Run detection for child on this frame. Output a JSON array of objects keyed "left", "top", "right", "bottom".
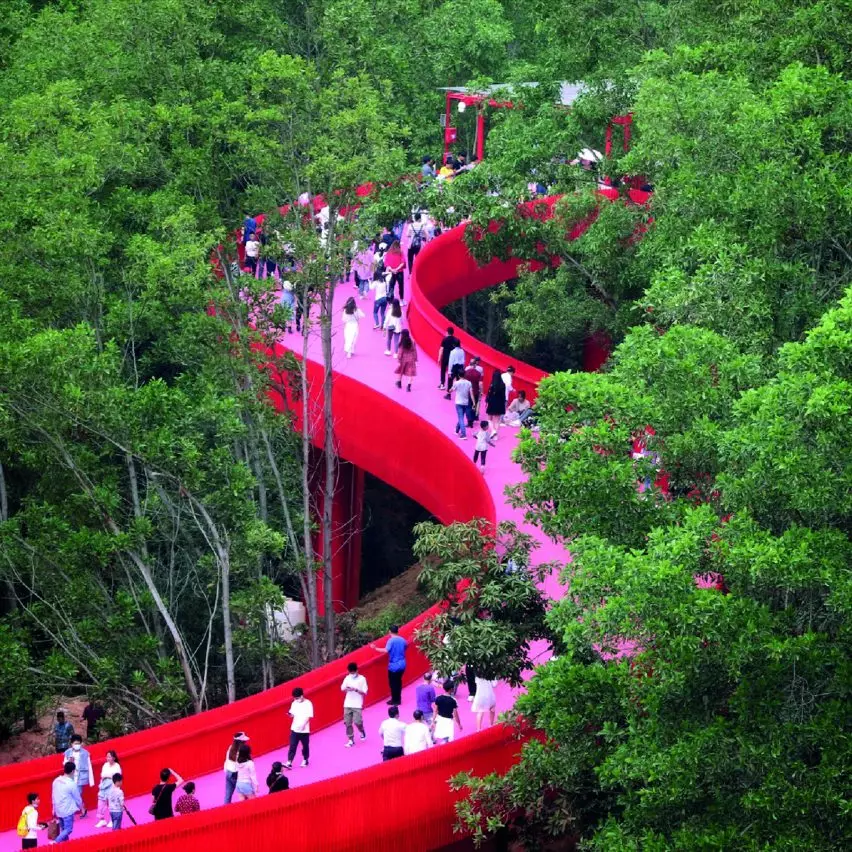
[
  {"left": 175, "top": 781, "right": 201, "bottom": 815},
  {"left": 473, "top": 421, "right": 495, "bottom": 470},
  {"left": 106, "top": 773, "right": 124, "bottom": 830}
]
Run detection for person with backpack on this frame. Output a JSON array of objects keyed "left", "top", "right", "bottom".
[
  {"left": 406, "top": 212, "right": 428, "bottom": 271},
  {"left": 150, "top": 767, "right": 185, "bottom": 821},
  {"left": 266, "top": 762, "right": 290, "bottom": 794},
  {"left": 17, "top": 793, "right": 47, "bottom": 849}
]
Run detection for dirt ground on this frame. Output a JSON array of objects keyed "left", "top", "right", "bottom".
[
  {"left": 355, "top": 562, "right": 425, "bottom": 620},
  {"left": 0, "top": 567, "right": 426, "bottom": 766},
  {"left": 0, "top": 697, "right": 88, "bottom": 767}
]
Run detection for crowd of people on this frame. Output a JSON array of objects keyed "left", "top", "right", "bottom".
[{"left": 19, "top": 629, "right": 497, "bottom": 847}]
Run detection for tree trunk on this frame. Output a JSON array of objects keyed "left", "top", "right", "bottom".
[
  {"left": 320, "top": 270, "right": 337, "bottom": 660},
  {"left": 462, "top": 294, "right": 469, "bottom": 332},
  {"left": 300, "top": 283, "right": 321, "bottom": 669}
]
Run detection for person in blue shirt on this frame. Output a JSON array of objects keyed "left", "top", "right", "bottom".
[
  {"left": 53, "top": 711, "right": 74, "bottom": 754},
  {"left": 52, "top": 761, "right": 85, "bottom": 842},
  {"left": 371, "top": 625, "right": 408, "bottom": 706}
]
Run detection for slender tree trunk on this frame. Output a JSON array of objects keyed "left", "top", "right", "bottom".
[
  {"left": 462, "top": 294, "right": 469, "bottom": 332},
  {"left": 321, "top": 281, "right": 336, "bottom": 659},
  {"left": 486, "top": 298, "right": 496, "bottom": 347},
  {"left": 300, "top": 283, "right": 321, "bottom": 669}
]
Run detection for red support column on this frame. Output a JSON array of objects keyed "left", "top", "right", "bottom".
[{"left": 313, "top": 458, "right": 365, "bottom": 615}]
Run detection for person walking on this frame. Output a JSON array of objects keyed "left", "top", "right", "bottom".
[
  {"left": 81, "top": 701, "right": 105, "bottom": 742},
  {"left": 95, "top": 750, "right": 121, "bottom": 828},
  {"left": 284, "top": 687, "right": 313, "bottom": 768},
  {"left": 444, "top": 342, "right": 466, "bottom": 398},
  {"left": 371, "top": 624, "right": 407, "bottom": 706},
  {"left": 485, "top": 371, "right": 507, "bottom": 439},
  {"left": 432, "top": 680, "right": 463, "bottom": 744},
  {"left": 394, "top": 330, "right": 417, "bottom": 392},
  {"left": 406, "top": 212, "right": 428, "bottom": 271},
  {"left": 266, "top": 762, "right": 290, "bottom": 794},
  {"left": 383, "top": 299, "right": 403, "bottom": 356},
  {"left": 471, "top": 677, "right": 498, "bottom": 731},
  {"left": 370, "top": 269, "right": 389, "bottom": 329},
  {"left": 150, "top": 767, "right": 184, "bottom": 821},
  {"left": 473, "top": 421, "right": 495, "bottom": 470},
  {"left": 403, "top": 710, "right": 433, "bottom": 755},
  {"left": 52, "top": 711, "right": 74, "bottom": 755},
  {"left": 280, "top": 280, "right": 296, "bottom": 334},
  {"left": 223, "top": 732, "right": 249, "bottom": 805},
  {"left": 415, "top": 671, "right": 437, "bottom": 725},
  {"left": 341, "top": 661, "right": 368, "bottom": 748},
  {"left": 342, "top": 296, "right": 365, "bottom": 359},
  {"left": 18, "top": 793, "right": 46, "bottom": 850},
  {"left": 234, "top": 744, "right": 258, "bottom": 800},
  {"left": 52, "top": 761, "right": 84, "bottom": 842},
  {"left": 437, "top": 326, "right": 460, "bottom": 390},
  {"left": 378, "top": 706, "right": 407, "bottom": 762},
  {"left": 174, "top": 782, "right": 201, "bottom": 815},
  {"left": 384, "top": 241, "right": 406, "bottom": 303},
  {"left": 105, "top": 774, "right": 124, "bottom": 831},
  {"left": 464, "top": 357, "right": 484, "bottom": 425},
  {"left": 352, "top": 242, "right": 375, "bottom": 298},
  {"left": 501, "top": 365, "right": 516, "bottom": 402},
  {"left": 452, "top": 372, "right": 474, "bottom": 440},
  {"left": 63, "top": 735, "right": 94, "bottom": 810}
]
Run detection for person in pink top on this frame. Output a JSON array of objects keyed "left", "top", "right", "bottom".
[{"left": 384, "top": 241, "right": 406, "bottom": 304}]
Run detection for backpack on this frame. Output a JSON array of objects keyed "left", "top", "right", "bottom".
[
  {"left": 17, "top": 806, "right": 31, "bottom": 838},
  {"left": 410, "top": 225, "right": 424, "bottom": 251}
]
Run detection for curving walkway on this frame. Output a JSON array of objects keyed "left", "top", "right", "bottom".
[{"left": 0, "top": 227, "right": 569, "bottom": 852}]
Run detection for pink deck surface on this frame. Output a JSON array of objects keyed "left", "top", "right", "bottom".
[{"left": 0, "top": 272, "right": 568, "bottom": 849}]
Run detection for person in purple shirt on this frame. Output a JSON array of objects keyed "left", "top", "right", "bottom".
[
  {"left": 415, "top": 672, "right": 437, "bottom": 724},
  {"left": 371, "top": 624, "right": 408, "bottom": 706}
]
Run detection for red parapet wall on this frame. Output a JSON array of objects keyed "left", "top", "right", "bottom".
[
  {"left": 56, "top": 724, "right": 527, "bottom": 852},
  {"left": 408, "top": 225, "right": 547, "bottom": 403}
]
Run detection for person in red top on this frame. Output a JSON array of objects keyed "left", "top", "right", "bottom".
[
  {"left": 384, "top": 241, "right": 406, "bottom": 304},
  {"left": 174, "top": 782, "right": 200, "bottom": 815},
  {"left": 463, "top": 356, "right": 484, "bottom": 426}
]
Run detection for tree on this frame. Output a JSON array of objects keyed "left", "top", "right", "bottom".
[
  {"left": 455, "top": 507, "right": 852, "bottom": 850},
  {"left": 413, "top": 520, "right": 556, "bottom": 686}
]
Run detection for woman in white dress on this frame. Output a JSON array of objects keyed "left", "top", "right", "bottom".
[
  {"left": 342, "top": 296, "right": 365, "bottom": 358},
  {"left": 471, "top": 677, "right": 498, "bottom": 731}
]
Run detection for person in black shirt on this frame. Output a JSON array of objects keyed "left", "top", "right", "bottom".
[
  {"left": 82, "top": 701, "right": 105, "bottom": 741},
  {"left": 150, "top": 767, "right": 184, "bottom": 820},
  {"left": 266, "top": 762, "right": 290, "bottom": 794},
  {"left": 431, "top": 680, "right": 462, "bottom": 743},
  {"left": 437, "top": 326, "right": 461, "bottom": 390}
]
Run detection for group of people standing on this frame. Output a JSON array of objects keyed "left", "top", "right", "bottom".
[{"left": 436, "top": 325, "right": 532, "bottom": 467}]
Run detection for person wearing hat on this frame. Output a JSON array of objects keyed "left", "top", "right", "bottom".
[
  {"left": 266, "top": 762, "right": 290, "bottom": 794},
  {"left": 223, "top": 732, "right": 249, "bottom": 804}
]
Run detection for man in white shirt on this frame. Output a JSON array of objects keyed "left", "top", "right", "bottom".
[
  {"left": 452, "top": 375, "right": 473, "bottom": 440},
  {"left": 378, "top": 706, "right": 407, "bottom": 761},
  {"left": 403, "top": 710, "right": 433, "bottom": 755},
  {"left": 284, "top": 687, "right": 314, "bottom": 769},
  {"left": 341, "top": 662, "right": 368, "bottom": 748},
  {"left": 501, "top": 366, "right": 516, "bottom": 402},
  {"left": 444, "top": 343, "right": 466, "bottom": 398}
]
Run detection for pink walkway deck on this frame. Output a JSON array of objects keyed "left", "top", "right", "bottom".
[{"left": 0, "top": 272, "right": 567, "bottom": 850}]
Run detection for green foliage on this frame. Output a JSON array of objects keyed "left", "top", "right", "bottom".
[{"left": 414, "top": 520, "right": 555, "bottom": 685}]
